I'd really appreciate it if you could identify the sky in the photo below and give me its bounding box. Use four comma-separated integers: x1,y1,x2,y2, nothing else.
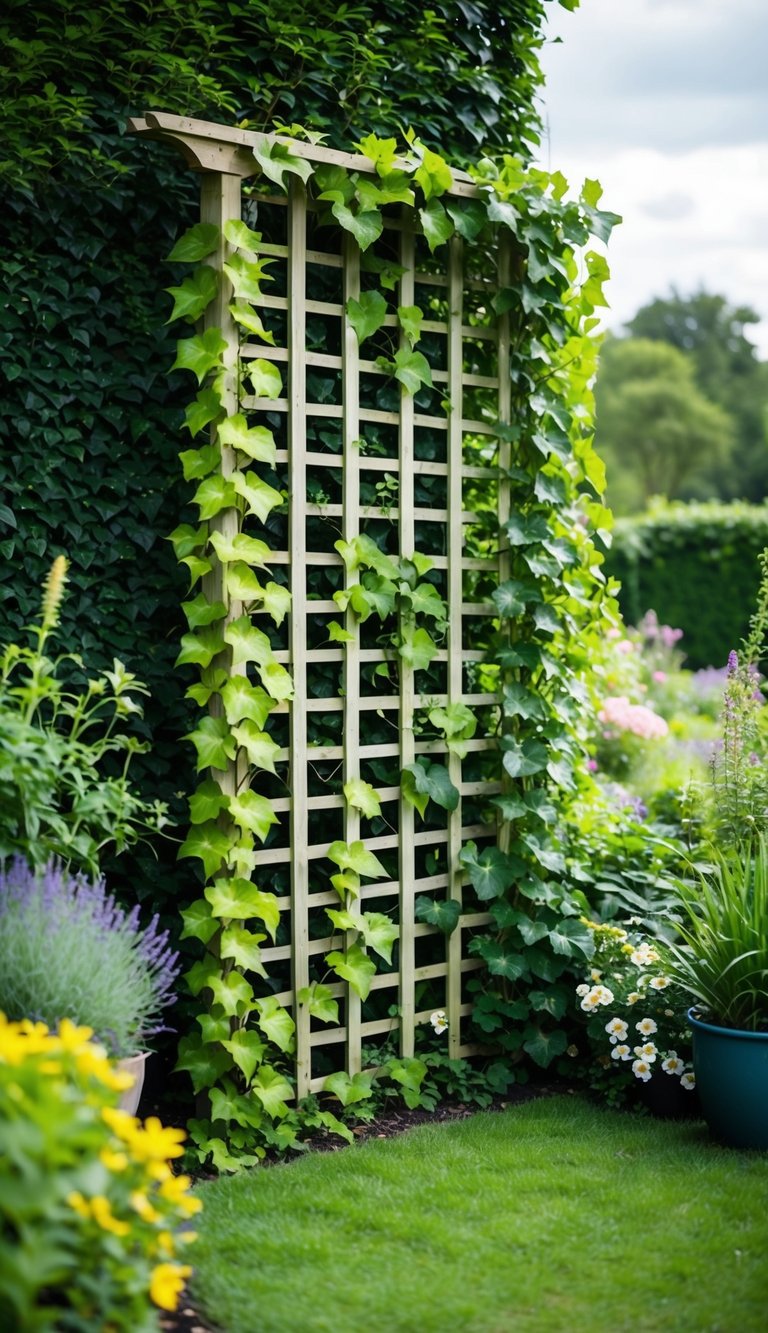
537,0,768,355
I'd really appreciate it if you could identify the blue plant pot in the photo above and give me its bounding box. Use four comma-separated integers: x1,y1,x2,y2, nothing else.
688,1008,768,1150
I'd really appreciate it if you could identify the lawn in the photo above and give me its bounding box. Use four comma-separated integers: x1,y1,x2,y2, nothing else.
190,1095,768,1332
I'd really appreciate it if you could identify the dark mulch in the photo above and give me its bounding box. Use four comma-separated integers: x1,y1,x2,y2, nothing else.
155,1080,564,1333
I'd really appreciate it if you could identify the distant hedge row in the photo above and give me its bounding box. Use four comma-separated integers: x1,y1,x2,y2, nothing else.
605,502,768,669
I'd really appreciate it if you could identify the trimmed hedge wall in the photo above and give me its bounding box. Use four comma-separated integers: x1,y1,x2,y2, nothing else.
605,502,768,669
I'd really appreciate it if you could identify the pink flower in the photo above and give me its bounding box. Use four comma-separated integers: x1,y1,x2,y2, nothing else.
652,671,666,683
616,639,634,655
597,696,668,740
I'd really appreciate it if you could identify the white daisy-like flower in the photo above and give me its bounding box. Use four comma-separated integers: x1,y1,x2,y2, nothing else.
680,1072,696,1091
631,944,659,966
605,1017,628,1041
580,985,614,1012
576,983,590,997
611,1044,632,1061
626,992,641,1005
634,1042,657,1061
430,1010,448,1034
590,969,602,982
636,1017,658,1036
662,1054,685,1075
632,1058,653,1082
649,976,671,990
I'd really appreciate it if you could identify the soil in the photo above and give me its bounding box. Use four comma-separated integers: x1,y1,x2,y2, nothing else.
155,1080,563,1333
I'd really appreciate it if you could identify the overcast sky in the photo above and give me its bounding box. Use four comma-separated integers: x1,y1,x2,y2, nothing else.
537,0,768,355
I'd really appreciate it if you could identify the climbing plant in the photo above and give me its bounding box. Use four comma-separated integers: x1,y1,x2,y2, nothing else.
154,120,619,1168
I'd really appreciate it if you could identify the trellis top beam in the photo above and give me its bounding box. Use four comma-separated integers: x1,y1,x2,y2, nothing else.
127,111,479,195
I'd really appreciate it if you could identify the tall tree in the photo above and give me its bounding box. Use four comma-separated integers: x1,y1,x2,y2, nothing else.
594,338,735,513
626,290,768,501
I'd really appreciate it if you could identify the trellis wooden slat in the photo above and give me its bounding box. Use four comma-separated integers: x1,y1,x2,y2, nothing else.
398,222,417,1060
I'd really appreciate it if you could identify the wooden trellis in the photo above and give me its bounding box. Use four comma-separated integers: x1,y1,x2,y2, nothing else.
131,114,512,1099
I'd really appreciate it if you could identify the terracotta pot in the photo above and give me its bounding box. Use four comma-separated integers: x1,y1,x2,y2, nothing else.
117,1051,150,1115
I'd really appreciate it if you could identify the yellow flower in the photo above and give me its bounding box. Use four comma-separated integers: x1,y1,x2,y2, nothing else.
67,1191,92,1220
157,1229,176,1257
56,1018,95,1051
150,1263,192,1312
77,1045,134,1091
130,1191,161,1224
91,1195,131,1238
159,1174,203,1217
102,1105,140,1139
100,1148,129,1173
131,1117,186,1163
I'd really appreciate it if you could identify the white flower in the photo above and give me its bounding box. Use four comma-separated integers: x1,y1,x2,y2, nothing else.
626,992,641,1005
632,1059,653,1082
636,1017,658,1036
576,983,590,997
664,1009,674,1018
649,976,671,990
662,1054,685,1075
590,969,602,982
611,1044,632,1062
580,985,614,1012
680,1072,696,1091
605,1017,628,1041
634,1042,657,1061
630,943,659,966
430,1010,448,1034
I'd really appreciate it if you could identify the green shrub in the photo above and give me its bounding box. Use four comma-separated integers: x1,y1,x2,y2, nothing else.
605,501,768,669
0,1013,200,1329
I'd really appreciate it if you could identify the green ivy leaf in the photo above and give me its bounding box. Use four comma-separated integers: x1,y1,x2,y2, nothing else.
167,223,220,262
179,442,220,482
330,200,383,251
505,512,550,546
328,620,355,643
205,878,280,936
469,937,529,980
397,305,423,347
165,265,219,324
323,1069,374,1107
224,562,264,602
297,982,339,1025
184,716,237,772
231,720,282,774
209,530,272,568
222,251,273,302
326,907,358,933
327,840,388,879
398,626,438,670
208,969,253,1018
218,414,277,464
224,616,275,667
192,474,237,520
221,1028,267,1083
401,760,459,816
502,739,549,778
171,328,227,384
346,290,388,342
502,682,548,721
175,626,226,669
548,917,595,959
414,893,462,935
529,987,569,1020
220,926,268,976
223,218,264,252
359,911,399,964
326,944,377,1000
261,582,291,626
523,1025,568,1069
220,678,274,729
180,898,220,945
251,1065,294,1118
252,138,313,188
259,661,294,702
419,198,454,252
414,147,453,200
343,778,381,819
492,578,540,618
228,790,280,842
182,593,227,630
177,821,233,878
253,996,296,1054
249,359,283,399
188,782,230,827
459,842,518,900
231,469,284,522
229,303,276,343
445,198,487,241
390,347,433,395
183,386,223,437
175,1034,233,1095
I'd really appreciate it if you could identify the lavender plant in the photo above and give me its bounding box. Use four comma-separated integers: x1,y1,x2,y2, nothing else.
0,556,169,873
0,859,179,1057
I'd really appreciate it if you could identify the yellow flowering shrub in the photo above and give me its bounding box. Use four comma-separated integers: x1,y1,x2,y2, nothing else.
0,1013,200,1330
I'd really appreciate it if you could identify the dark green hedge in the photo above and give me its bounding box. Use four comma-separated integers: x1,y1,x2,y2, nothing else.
605,502,768,669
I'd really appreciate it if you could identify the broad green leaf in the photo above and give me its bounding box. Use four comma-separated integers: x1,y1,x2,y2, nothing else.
224,616,275,667
192,473,237,520
180,554,213,587
326,944,377,1000
251,1065,294,1118
419,198,454,252
222,251,273,302
522,1025,568,1069
517,917,550,946
414,895,462,935
445,197,487,241
225,561,265,602
356,132,399,172
502,682,548,721
218,414,277,464
414,147,453,200
359,911,399,964
231,721,281,775
208,969,253,1017
205,877,280,935
529,987,569,1020
179,442,220,482
175,1034,232,1094
343,777,381,819
228,789,280,841
395,304,422,348
197,1013,232,1045
179,820,232,877
168,222,220,262
401,580,446,622
328,620,355,643
209,530,271,567
534,604,561,635
223,218,263,252
165,265,218,324
391,347,433,395
184,716,236,772
249,359,283,399
401,760,459,816
502,739,549,778
171,328,227,384
175,626,226,669
323,1070,374,1107
427,702,476,757
209,1080,258,1129
220,925,268,976
330,200,383,251
184,957,219,997
492,579,539,618
180,898,220,945
183,593,227,630
183,386,223,437
297,982,339,1025
505,512,550,546
189,778,230,821
398,626,438,670
470,937,529,981
327,840,388,879
220,678,274,729
253,996,295,1054
548,917,595,959
252,138,313,189
221,1028,267,1083
229,303,275,343
261,582,291,627
459,841,518,900
327,906,358,933
386,1057,426,1094
231,469,283,522
331,870,361,901
258,661,294,702
346,290,388,343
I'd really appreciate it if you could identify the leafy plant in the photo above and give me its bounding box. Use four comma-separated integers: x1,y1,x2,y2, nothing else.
0,557,169,874
0,859,179,1058
0,1013,200,1328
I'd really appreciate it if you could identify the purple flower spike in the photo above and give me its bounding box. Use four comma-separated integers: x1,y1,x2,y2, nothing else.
727,650,738,675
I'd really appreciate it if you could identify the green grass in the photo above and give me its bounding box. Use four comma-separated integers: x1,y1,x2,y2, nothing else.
191,1096,768,1333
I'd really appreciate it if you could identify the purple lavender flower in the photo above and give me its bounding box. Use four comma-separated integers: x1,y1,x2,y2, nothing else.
727,650,739,675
